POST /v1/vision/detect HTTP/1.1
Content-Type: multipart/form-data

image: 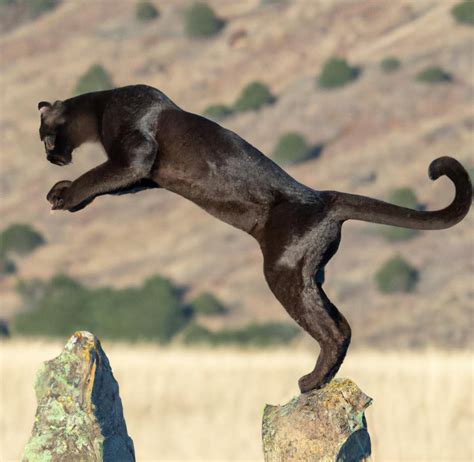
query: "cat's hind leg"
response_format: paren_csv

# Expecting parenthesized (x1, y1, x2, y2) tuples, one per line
(261, 205, 351, 392)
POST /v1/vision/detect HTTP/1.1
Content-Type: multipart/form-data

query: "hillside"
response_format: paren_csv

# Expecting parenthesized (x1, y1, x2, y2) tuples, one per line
(0, 0, 472, 348)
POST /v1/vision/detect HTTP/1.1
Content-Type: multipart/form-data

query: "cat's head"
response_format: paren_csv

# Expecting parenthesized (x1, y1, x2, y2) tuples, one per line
(38, 100, 73, 166)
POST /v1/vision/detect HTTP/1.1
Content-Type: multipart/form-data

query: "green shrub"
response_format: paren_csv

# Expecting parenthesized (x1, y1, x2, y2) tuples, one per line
(375, 255, 419, 294)
(184, 2, 225, 37)
(234, 81, 275, 112)
(416, 66, 452, 84)
(136, 1, 159, 21)
(25, 0, 60, 18)
(74, 64, 114, 95)
(181, 323, 213, 344)
(183, 321, 300, 347)
(16, 278, 47, 308)
(14, 275, 89, 338)
(272, 132, 312, 166)
(387, 187, 418, 209)
(380, 57, 401, 73)
(0, 223, 45, 258)
(228, 322, 300, 346)
(0, 258, 16, 275)
(452, 1, 474, 26)
(203, 104, 233, 121)
(0, 319, 10, 338)
(13, 274, 191, 342)
(317, 57, 359, 89)
(380, 188, 420, 241)
(190, 292, 226, 315)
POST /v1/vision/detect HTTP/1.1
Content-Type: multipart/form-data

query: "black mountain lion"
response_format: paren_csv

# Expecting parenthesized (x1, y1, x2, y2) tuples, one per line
(38, 85, 472, 392)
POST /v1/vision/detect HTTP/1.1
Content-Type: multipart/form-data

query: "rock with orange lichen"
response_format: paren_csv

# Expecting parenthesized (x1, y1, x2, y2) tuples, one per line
(262, 378, 372, 462)
(22, 331, 135, 462)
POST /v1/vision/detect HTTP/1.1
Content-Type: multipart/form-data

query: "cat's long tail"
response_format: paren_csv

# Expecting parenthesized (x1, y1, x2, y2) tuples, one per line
(331, 156, 472, 229)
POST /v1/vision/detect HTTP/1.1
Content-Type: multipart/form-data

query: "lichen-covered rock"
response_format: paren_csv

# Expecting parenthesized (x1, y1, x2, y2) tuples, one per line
(22, 331, 135, 462)
(262, 378, 372, 462)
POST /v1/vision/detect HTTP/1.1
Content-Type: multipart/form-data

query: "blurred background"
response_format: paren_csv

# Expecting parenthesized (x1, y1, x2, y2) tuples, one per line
(0, 0, 473, 460)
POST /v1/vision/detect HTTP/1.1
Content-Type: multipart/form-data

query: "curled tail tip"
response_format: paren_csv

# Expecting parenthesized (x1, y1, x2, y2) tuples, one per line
(429, 156, 454, 180)
(428, 156, 469, 182)
(428, 155, 472, 224)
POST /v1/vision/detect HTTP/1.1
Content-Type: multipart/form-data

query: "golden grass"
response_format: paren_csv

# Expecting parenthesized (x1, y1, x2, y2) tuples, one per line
(0, 340, 472, 461)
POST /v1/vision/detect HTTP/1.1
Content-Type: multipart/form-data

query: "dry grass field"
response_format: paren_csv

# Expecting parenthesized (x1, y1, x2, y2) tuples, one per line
(1, 0, 473, 350)
(1, 339, 472, 462)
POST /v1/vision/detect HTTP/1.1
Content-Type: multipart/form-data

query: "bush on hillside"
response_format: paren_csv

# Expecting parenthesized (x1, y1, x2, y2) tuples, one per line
(0, 258, 16, 276)
(0, 257, 16, 276)
(14, 275, 88, 338)
(387, 187, 418, 209)
(317, 57, 359, 89)
(375, 255, 419, 294)
(234, 81, 276, 112)
(74, 64, 114, 95)
(181, 323, 213, 344)
(13, 274, 191, 342)
(182, 321, 300, 346)
(136, 1, 159, 21)
(0, 319, 10, 338)
(451, 1, 474, 26)
(16, 278, 47, 308)
(272, 132, 312, 166)
(380, 57, 401, 73)
(190, 292, 227, 315)
(203, 104, 233, 121)
(416, 66, 452, 84)
(0, 223, 45, 258)
(25, 0, 60, 18)
(184, 2, 225, 38)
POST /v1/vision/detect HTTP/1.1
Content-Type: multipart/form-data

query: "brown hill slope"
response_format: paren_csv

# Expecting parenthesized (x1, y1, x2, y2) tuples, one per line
(0, 0, 472, 348)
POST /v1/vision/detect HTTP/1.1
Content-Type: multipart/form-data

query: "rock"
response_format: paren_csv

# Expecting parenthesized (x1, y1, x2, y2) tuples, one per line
(262, 378, 372, 462)
(22, 331, 135, 462)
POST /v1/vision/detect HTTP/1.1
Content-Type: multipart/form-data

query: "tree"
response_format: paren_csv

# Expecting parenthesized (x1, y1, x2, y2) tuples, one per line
(272, 132, 311, 166)
(14, 274, 191, 343)
(234, 81, 275, 112)
(190, 292, 226, 315)
(451, 1, 474, 26)
(375, 255, 419, 293)
(136, 1, 159, 21)
(75, 64, 114, 95)
(26, 0, 60, 19)
(416, 66, 452, 84)
(184, 2, 225, 38)
(317, 57, 359, 89)
(0, 223, 45, 258)
(203, 104, 233, 121)
(380, 57, 401, 73)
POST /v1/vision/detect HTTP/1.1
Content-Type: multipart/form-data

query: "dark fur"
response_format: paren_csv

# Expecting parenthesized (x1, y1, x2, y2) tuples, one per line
(39, 85, 472, 392)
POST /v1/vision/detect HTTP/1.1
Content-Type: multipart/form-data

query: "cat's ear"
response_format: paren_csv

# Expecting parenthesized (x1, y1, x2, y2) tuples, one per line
(38, 101, 52, 114)
(52, 100, 66, 123)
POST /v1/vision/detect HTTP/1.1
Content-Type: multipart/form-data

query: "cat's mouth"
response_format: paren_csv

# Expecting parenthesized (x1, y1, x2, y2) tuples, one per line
(47, 155, 71, 166)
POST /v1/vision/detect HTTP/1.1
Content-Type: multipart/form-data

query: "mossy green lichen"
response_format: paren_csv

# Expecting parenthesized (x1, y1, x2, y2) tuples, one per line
(22, 331, 134, 461)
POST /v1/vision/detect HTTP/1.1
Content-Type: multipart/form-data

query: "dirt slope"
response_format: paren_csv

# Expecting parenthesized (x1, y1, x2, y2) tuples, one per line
(0, 0, 472, 348)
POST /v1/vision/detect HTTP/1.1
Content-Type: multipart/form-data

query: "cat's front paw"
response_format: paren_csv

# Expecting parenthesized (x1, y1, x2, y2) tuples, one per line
(47, 180, 72, 210)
